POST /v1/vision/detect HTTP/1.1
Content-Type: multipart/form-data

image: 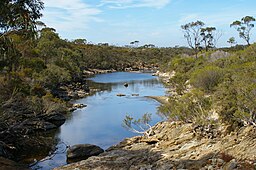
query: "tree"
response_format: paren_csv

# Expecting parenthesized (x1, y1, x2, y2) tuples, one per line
(227, 37, 236, 47)
(181, 21, 205, 58)
(130, 40, 139, 48)
(0, 0, 44, 35)
(36, 28, 62, 64)
(122, 113, 152, 138)
(200, 27, 216, 51)
(73, 39, 87, 45)
(230, 16, 255, 46)
(0, 0, 44, 72)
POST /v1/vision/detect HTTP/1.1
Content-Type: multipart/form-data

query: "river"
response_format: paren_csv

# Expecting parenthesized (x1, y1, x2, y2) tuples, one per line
(31, 72, 166, 170)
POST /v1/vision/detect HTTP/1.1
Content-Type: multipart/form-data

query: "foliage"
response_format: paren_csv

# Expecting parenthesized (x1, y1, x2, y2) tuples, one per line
(190, 66, 224, 92)
(158, 43, 256, 127)
(159, 90, 212, 124)
(200, 27, 217, 51)
(0, 0, 44, 34)
(227, 37, 236, 47)
(230, 16, 256, 45)
(181, 21, 205, 57)
(122, 113, 153, 138)
(34, 64, 71, 89)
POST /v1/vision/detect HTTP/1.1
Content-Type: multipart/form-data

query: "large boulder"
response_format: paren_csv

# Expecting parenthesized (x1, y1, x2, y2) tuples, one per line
(43, 112, 66, 127)
(67, 144, 104, 163)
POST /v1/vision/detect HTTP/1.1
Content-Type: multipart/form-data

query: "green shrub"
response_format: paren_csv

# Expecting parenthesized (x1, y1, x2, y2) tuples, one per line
(190, 66, 224, 92)
(158, 90, 212, 124)
(34, 64, 71, 89)
(19, 57, 46, 73)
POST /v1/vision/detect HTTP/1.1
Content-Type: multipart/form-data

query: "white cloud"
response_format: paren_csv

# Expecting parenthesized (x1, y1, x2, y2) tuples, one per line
(99, 0, 171, 9)
(41, 0, 102, 33)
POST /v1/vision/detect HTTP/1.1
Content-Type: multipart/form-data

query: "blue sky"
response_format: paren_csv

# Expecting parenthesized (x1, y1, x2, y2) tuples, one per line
(41, 0, 256, 47)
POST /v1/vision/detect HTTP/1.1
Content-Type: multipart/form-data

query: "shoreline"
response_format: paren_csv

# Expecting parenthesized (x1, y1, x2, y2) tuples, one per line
(55, 121, 256, 170)
(146, 96, 169, 104)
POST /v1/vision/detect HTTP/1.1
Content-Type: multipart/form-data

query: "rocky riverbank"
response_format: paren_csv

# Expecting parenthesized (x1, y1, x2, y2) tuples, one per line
(55, 121, 256, 170)
(0, 68, 116, 169)
(54, 70, 256, 170)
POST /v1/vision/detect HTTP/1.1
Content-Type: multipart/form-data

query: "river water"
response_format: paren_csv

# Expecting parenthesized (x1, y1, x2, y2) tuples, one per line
(32, 72, 166, 170)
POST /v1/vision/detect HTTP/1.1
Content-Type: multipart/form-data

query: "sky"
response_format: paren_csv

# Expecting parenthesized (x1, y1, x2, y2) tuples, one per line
(41, 0, 256, 47)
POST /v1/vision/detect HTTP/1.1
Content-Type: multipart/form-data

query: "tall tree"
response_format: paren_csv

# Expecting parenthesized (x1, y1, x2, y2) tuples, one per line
(181, 21, 205, 58)
(200, 27, 216, 51)
(36, 28, 62, 64)
(230, 16, 255, 46)
(0, 0, 44, 35)
(0, 0, 44, 72)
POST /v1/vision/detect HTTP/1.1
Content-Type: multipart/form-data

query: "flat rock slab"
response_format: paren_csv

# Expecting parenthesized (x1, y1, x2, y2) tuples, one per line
(67, 144, 104, 163)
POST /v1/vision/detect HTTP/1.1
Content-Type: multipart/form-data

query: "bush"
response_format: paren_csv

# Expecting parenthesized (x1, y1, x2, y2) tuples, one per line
(190, 66, 224, 92)
(158, 90, 212, 124)
(34, 64, 71, 89)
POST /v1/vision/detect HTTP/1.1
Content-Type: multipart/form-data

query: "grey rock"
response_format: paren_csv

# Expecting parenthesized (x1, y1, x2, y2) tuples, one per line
(67, 144, 104, 163)
(44, 112, 66, 127)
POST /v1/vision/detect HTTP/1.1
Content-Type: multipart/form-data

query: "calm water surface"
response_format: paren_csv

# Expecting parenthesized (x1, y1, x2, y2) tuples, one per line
(32, 72, 166, 170)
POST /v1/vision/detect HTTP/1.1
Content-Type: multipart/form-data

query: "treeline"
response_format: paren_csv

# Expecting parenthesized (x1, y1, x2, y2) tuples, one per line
(0, 25, 193, 103)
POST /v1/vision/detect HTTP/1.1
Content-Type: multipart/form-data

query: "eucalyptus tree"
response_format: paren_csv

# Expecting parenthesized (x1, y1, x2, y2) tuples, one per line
(36, 28, 62, 64)
(227, 37, 236, 47)
(0, 0, 44, 72)
(0, 0, 44, 35)
(130, 40, 140, 48)
(200, 27, 216, 51)
(230, 16, 256, 46)
(181, 21, 205, 58)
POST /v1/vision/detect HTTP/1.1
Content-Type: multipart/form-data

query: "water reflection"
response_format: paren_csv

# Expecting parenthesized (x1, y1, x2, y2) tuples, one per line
(32, 72, 166, 170)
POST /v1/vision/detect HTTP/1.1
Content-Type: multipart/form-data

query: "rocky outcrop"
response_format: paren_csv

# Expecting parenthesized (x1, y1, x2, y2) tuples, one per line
(154, 70, 175, 83)
(67, 144, 104, 163)
(69, 103, 87, 112)
(55, 121, 256, 170)
(0, 95, 66, 162)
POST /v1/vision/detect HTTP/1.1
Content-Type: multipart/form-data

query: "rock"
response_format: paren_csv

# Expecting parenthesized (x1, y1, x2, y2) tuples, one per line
(11, 119, 57, 134)
(0, 122, 8, 131)
(0, 157, 29, 170)
(140, 137, 159, 144)
(69, 103, 87, 112)
(124, 83, 128, 87)
(0, 143, 14, 159)
(43, 112, 66, 127)
(73, 103, 87, 109)
(116, 93, 126, 97)
(55, 122, 256, 170)
(132, 94, 139, 96)
(224, 159, 238, 170)
(67, 144, 104, 163)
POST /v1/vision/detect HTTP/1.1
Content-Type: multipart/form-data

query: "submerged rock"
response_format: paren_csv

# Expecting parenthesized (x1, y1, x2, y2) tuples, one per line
(67, 144, 104, 163)
(131, 94, 139, 96)
(116, 93, 126, 97)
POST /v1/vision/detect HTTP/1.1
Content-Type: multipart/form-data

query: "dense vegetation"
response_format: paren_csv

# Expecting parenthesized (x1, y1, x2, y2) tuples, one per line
(159, 45, 256, 129)
(0, 0, 255, 165)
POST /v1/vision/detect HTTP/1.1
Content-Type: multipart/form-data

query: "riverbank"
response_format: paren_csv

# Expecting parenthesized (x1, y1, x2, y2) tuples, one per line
(55, 70, 256, 170)
(146, 96, 169, 104)
(55, 121, 256, 169)
(0, 68, 117, 169)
